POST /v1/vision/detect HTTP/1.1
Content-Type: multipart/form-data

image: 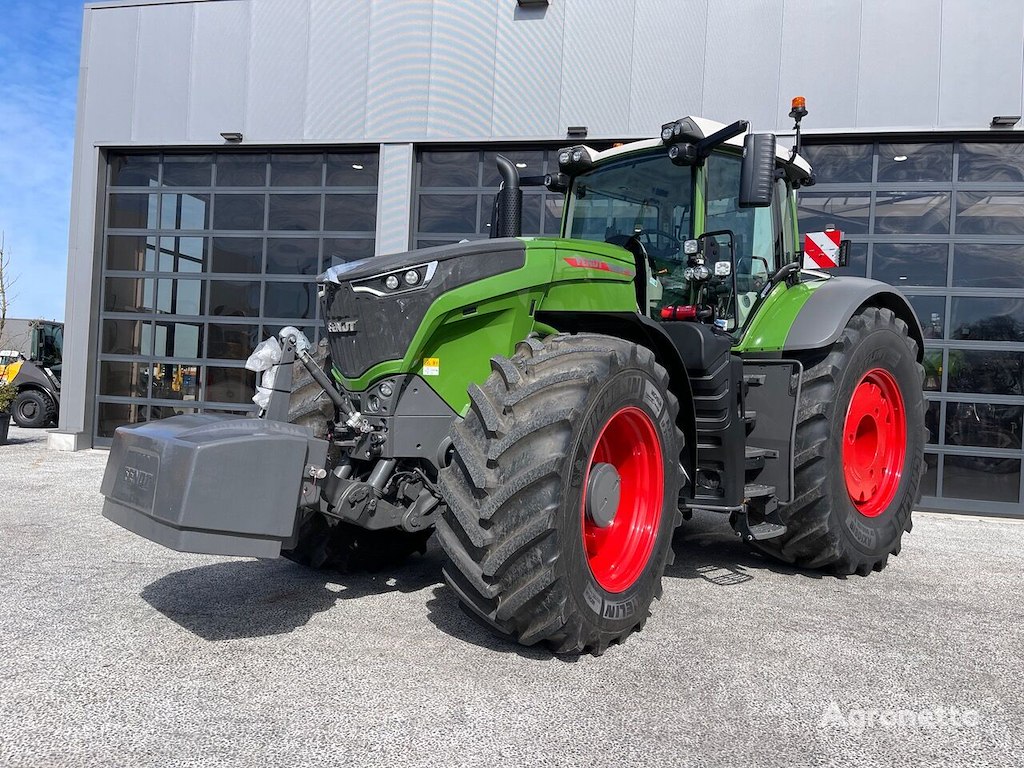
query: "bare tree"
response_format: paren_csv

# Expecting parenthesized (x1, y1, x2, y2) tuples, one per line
(0, 233, 9, 345)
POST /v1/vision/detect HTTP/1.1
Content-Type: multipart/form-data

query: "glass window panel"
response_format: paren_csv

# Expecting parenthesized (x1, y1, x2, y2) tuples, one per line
(149, 403, 198, 420)
(106, 235, 157, 271)
(268, 194, 321, 231)
(213, 194, 265, 230)
(543, 195, 564, 235)
(877, 143, 952, 182)
(416, 239, 459, 249)
(267, 238, 320, 275)
(101, 319, 150, 356)
(797, 193, 870, 235)
(270, 154, 323, 187)
(162, 155, 213, 187)
(486, 192, 541, 236)
(871, 243, 947, 286)
(911, 296, 946, 340)
(925, 400, 940, 444)
(959, 143, 1024, 182)
(799, 144, 873, 184)
(153, 322, 204, 358)
(942, 456, 1020, 503)
(945, 401, 1023, 450)
(210, 237, 262, 274)
(956, 192, 1024, 236)
(98, 361, 149, 398)
(206, 367, 257, 404)
(264, 281, 316, 319)
(482, 150, 545, 187)
(160, 193, 210, 230)
(324, 237, 375, 266)
(108, 193, 159, 229)
(874, 191, 950, 234)
(150, 363, 201, 401)
(104, 277, 155, 312)
(156, 236, 206, 273)
(207, 324, 260, 360)
(209, 280, 261, 317)
(263, 324, 315, 343)
(216, 154, 267, 187)
(326, 152, 379, 187)
(953, 243, 1024, 288)
(324, 194, 377, 231)
(479, 194, 495, 235)
(109, 155, 160, 187)
(947, 350, 1024, 395)
(96, 402, 149, 438)
(923, 349, 942, 392)
(155, 278, 204, 315)
(921, 453, 938, 497)
(418, 194, 477, 234)
(420, 150, 480, 187)
(950, 297, 1024, 342)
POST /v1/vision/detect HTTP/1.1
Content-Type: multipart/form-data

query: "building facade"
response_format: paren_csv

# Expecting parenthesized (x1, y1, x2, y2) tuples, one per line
(58, 0, 1024, 517)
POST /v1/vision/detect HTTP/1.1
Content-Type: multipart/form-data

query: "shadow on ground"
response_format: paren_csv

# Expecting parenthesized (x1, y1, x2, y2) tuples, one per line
(141, 550, 443, 641)
(141, 510, 818, 647)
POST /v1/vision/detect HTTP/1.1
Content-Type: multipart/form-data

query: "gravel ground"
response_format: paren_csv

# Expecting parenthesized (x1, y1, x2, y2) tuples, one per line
(0, 423, 1021, 767)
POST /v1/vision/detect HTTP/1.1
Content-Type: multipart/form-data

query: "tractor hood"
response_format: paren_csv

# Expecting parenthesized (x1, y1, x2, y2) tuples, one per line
(319, 239, 527, 380)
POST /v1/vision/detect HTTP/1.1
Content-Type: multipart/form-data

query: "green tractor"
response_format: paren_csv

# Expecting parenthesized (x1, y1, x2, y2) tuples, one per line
(101, 105, 925, 654)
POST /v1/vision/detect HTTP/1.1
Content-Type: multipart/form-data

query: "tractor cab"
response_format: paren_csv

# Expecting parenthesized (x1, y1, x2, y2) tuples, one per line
(553, 115, 813, 338)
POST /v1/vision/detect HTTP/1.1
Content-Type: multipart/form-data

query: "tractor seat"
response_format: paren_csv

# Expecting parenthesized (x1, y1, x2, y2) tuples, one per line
(659, 321, 732, 375)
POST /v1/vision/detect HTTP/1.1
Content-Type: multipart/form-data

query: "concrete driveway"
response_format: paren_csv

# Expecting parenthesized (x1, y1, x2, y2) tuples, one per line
(1, 425, 1020, 767)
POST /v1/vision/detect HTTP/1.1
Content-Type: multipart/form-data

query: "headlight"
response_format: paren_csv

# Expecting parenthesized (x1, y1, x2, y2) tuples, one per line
(385, 275, 400, 290)
(404, 270, 420, 286)
(694, 265, 710, 281)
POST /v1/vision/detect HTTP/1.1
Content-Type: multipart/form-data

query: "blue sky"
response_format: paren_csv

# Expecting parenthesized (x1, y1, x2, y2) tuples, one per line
(0, 0, 83, 322)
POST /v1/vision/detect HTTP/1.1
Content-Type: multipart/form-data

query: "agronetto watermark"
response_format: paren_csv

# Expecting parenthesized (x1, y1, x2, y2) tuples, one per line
(818, 702, 980, 735)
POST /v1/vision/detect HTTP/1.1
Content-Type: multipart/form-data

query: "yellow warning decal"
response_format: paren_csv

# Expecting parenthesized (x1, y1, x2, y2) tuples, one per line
(422, 357, 440, 376)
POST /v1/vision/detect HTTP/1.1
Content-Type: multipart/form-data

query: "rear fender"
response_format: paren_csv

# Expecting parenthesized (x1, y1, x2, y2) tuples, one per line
(783, 277, 925, 361)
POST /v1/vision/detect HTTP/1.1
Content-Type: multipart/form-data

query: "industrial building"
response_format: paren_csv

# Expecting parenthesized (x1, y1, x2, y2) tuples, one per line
(55, 0, 1024, 517)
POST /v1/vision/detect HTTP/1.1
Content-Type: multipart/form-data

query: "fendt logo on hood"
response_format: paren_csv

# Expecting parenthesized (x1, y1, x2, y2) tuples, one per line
(328, 319, 358, 334)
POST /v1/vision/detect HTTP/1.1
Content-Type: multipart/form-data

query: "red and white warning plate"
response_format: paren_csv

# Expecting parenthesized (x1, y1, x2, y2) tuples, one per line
(803, 229, 842, 270)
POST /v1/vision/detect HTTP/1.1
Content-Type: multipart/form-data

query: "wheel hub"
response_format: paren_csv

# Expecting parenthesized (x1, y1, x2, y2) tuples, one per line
(581, 406, 664, 593)
(842, 368, 907, 518)
(585, 462, 621, 528)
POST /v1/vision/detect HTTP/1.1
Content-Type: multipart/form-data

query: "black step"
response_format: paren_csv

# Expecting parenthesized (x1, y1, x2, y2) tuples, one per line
(744, 409, 757, 434)
(741, 521, 787, 541)
(744, 482, 776, 499)
(745, 446, 772, 472)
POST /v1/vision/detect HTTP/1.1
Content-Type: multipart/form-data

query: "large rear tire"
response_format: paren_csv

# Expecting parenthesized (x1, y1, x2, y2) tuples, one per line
(437, 334, 684, 654)
(750, 306, 925, 575)
(280, 339, 432, 571)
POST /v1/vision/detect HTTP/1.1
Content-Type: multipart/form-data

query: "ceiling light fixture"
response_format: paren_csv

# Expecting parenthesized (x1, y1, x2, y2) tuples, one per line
(991, 115, 1021, 128)
(352, 164, 364, 170)
(893, 155, 908, 162)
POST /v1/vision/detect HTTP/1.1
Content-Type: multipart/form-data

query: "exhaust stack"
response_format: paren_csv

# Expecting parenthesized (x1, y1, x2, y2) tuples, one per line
(491, 155, 522, 238)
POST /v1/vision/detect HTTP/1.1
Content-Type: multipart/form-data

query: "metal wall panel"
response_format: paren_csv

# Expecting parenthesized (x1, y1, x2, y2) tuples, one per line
(778, 0, 863, 132)
(376, 144, 415, 255)
(628, 0, 707, 136)
(857, 0, 941, 129)
(305, 0, 370, 141)
(427, 0, 499, 139)
(188, 0, 250, 142)
(245, 0, 310, 140)
(491, 2, 564, 138)
(558, 0, 636, 138)
(938, 0, 1024, 129)
(81, 7, 139, 143)
(702, 0, 784, 132)
(133, 3, 194, 143)
(364, 0, 434, 140)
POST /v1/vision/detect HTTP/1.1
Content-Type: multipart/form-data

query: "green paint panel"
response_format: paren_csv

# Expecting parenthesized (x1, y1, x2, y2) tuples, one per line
(735, 281, 822, 353)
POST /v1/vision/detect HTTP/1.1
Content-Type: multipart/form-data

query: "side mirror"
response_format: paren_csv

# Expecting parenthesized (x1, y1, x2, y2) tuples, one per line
(739, 133, 776, 208)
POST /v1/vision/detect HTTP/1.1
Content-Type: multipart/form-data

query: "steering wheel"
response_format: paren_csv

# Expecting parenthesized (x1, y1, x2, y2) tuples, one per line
(636, 229, 680, 261)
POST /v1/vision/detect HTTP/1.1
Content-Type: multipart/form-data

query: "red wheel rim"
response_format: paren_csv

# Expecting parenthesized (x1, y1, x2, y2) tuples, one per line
(842, 368, 907, 518)
(581, 406, 664, 593)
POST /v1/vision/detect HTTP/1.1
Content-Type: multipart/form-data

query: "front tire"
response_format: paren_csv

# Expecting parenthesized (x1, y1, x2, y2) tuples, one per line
(750, 306, 925, 575)
(437, 334, 684, 654)
(12, 390, 55, 428)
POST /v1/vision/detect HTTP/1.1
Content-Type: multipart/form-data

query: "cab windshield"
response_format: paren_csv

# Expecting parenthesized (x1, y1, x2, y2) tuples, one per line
(565, 152, 693, 271)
